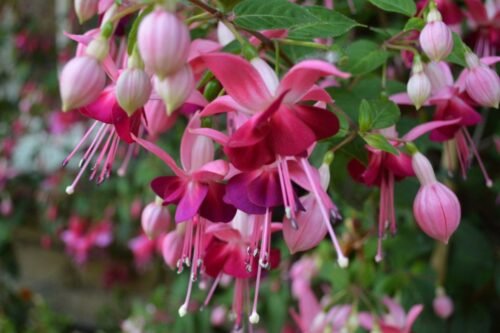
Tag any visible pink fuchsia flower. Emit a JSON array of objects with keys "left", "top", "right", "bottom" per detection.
[
  {"left": 407, "top": 57, "right": 432, "bottom": 110},
  {"left": 135, "top": 114, "right": 235, "bottom": 223},
  {"left": 143, "top": 99, "right": 178, "bottom": 140},
  {"left": 461, "top": 51, "right": 500, "bottom": 108},
  {"left": 200, "top": 53, "right": 349, "bottom": 171},
  {"left": 419, "top": 7, "right": 453, "bottom": 62},
  {"left": 141, "top": 199, "right": 171, "bottom": 239},
  {"left": 74, "top": 0, "right": 98, "bottom": 24},
  {"left": 412, "top": 152, "right": 461, "bottom": 243},
  {"left": 137, "top": 8, "right": 190, "bottom": 78},
  {"left": 463, "top": 0, "right": 500, "bottom": 57},
  {"left": 128, "top": 233, "right": 157, "bottom": 269},
  {"left": 433, "top": 287, "right": 454, "bottom": 319},
  {"left": 201, "top": 210, "right": 281, "bottom": 326},
  {"left": 359, "top": 297, "right": 424, "bottom": 333}
]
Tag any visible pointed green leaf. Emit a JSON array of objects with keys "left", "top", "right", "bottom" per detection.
[
  {"left": 342, "top": 40, "right": 390, "bottom": 75},
  {"left": 368, "top": 0, "right": 417, "bottom": 16},
  {"left": 362, "top": 133, "right": 399, "bottom": 154}
]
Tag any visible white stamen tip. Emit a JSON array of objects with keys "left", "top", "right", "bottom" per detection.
[
  {"left": 65, "top": 186, "right": 75, "bottom": 195},
  {"left": 486, "top": 180, "right": 493, "bottom": 188},
  {"left": 338, "top": 256, "right": 349, "bottom": 268},
  {"left": 285, "top": 207, "right": 292, "bottom": 219},
  {"left": 117, "top": 168, "right": 126, "bottom": 177},
  {"left": 178, "top": 304, "right": 188, "bottom": 317},
  {"left": 249, "top": 312, "right": 260, "bottom": 324},
  {"left": 375, "top": 254, "right": 383, "bottom": 263}
]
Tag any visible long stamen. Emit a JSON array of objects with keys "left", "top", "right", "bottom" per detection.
[
  {"left": 249, "top": 209, "right": 271, "bottom": 324},
  {"left": 202, "top": 273, "right": 222, "bottom": 308},
  {"left": 277, "top": 159, "right": 297, "bottom": 228},
  {"left": 388, "top": 172, "right": 396, "bottom": 235},
  {"left": 281, "top": 157, "right": 299, "bottom": 224},
  {"left": 117, "top": 143, "right": 134, "bottom": 176},
  {"left": 301, "top": 158, "right": 348, "bottom": 268},
  {"left": 65, "top": 124, "right": 108, "bottom": 194},
  {"left": 375, "top": 175, "right": 388, "bottom": 263},
  {"left": 462, "top": 128, "right": 492, "bottom": 187},
  {"left": 89, "top": 127, "right": 114, "bottom": 181},
  {"left": 62, "top": 121, "right": 98, "bottom": 166}
]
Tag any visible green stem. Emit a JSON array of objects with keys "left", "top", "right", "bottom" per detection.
[
  {"left": 108, "top": 3, "right": 148, "bottom": 23},
  {"left": 278, "top": 38, "right": 330, "bottom": 50},
  {"left": 185, "top": 11, "right": 212, "bottom": 25},
  {"left": 384, "top": 42, "right": 419, "bottom": 55},
  {"left": 330, "top": 130, "right": 357, "bottom": 154}
]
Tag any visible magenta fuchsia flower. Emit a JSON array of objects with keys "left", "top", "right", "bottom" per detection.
[
  {"left": 349, "top": 120, "right": 462, "bottom": 261},
  {"left": 419, "top": 8, "right": 453, "bottom": 62},
  {"left": 412, "top": 152, "right": 461, "bottom": 243},
  {"left": 359, "top": 297, "right": 423, "bottom": 333},
  {"left": 463, "top": 0, "right": 500, "bottom": 57},
  {"left": 393, "top": 60, "right": 493, "bottom": 186},
  {"left": 128, "top": 233, "right": 159, "bottom": 269},
  {"left": 60, "top": 216, "right": 113, "bottom": 264},
  {"left": 200, "top": 52, "right": 349, "bottom": 171},
  {"left": 137, "top": 8, "right": 191, "bottom": 78}
]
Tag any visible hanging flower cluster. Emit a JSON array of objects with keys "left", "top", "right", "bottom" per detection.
[{"left": 56, "top": 0, "right": 498, "bottom": 330}]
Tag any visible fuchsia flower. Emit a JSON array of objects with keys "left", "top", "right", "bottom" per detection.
[
  {"left": 200, "top": 52, "right": 349, "bottom": 171},
  {"left": 135, "top": 114, "right": 235, "bottom": 223},
  {"left": 128, "top": 233, "right": 159, "bottom": 269},
  {"left": 61, "top": 216, "right": 113, "bottom": 264},
  {"left": 463, "top": 0, "right": 500, "bottom": 57},
  {"left": 359, "top": 297, "right": 423, "bottom": 333},
  {"left": 412, "top": 152, "right": 461, "bottom": 243},
  {"left": 349, "top": 120, "right": 461, "bottom": 261}
]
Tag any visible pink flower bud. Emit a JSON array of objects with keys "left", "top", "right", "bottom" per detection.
[
  {"left": 144, "top": 100, "right": 177, "bottom": 140},
  {"left": 141, "top": 200, "right": 171, "bottom": 238},
  {"left": 116, "top": 68, "right": 152, "bottom": 116},
  {"left": 59, "top": 56, "right": 106, "bottom": 111},
  {"left": 412, "top": 152, "right": 461, "bottom": 243},
  {"left": 424, "top": 61, "right": 453, "bottom": 92},
  {"left": 407, "top": 60, "right": 431, "bottom": 110},
  {"left": 162, "top": 227, "right": 184, "bottom": 269},
  {"left": 74, "top": 0, "right": 98, "bottom": 24},
  {"left": 464, "top": 52, "right": 500, "bottom": 108},
  {"left": 433, "top": 290, "right": 454, "bottom": 319},
  {"left": 137, "top": 9, "right": 190, "bottom": 78},
  {"left": 153, "top": 65, "right": 194, "bottom": 114},
  {"left": 419, "top": 9, "right": 453, "bottom": 62}
]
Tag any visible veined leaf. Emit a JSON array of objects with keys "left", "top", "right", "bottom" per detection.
[
  {"left": 342, "top": 40, "right": 390, "bottom": 75},
  {"left": 368, "top": 0, "right": 417, "bottom": 16}
]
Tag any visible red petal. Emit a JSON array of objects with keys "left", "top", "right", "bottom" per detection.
[
  {"left": 292, "top": 105, "right": 339, "bottom": 140},
  {"left": 199, "top": 182, "right": 236, "bottom": 223}
]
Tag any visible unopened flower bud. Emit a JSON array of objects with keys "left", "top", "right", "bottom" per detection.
[
  {"left": 85, "top": 36, "right": 109, "bottom": 61},
  {"left": 407, "top": 59, "right": 431, "bottom": 110},
  {"left": 138, "top": 9, "right": 190, "bottom": 78},
  {"left": 59, "top": 56, "right": 106, "bottom": 111},
  {"left": 433, "top": 288, "right": 454, "bottom": 319},
  {"left": 463, "top": 52, "right": 500, "bottom": 108},
  {"left": 74, "top": 0, "right": 98, "bottom": 24},
  {"left": 412, "top": 152, "right": 461, "bottom": 243},
  {"left": 217, "top": 22, "right": 235, "bottom": 47},
  {"left": 154, "top": 65, "right": 194, "bottom": 114},
  {"left": 116, "top": 68, "right": 152, "bottom": 116},
  {"left": 419, "top": 8, "right": 453, "bottom": 61},
  {"left": 162, "top": 228, "right": 184, "bottom": 269},
  {"left": 141, "top": 200, "right": 171, "bottom": 239}
]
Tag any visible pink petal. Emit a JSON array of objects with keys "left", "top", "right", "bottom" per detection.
[
  {"left": 201, "top": 53, "right": 273, "bottom": 110},
  {"left": 283, "top": 195, "right": 327, "bottom": 253},
  {"left": 278, "top": 60, "right": 350, "bottom": 103},
  {"left": 403, "top": 118, "right": 462, "bottom": 141},
  {"left": 247, "top": 169, "right": 283, "bottom": 208},
  {"left": 180, "top": 113, "right": 201, "bottom": 171},
  {"left": 98, "top": 0, "right": 114, "bottom": 13},
  {"left": 390, "top": 92, "right": 415, "bottom": 105},
  {"left": 187, "top": 38, "right": 221, "bottom": 63},
  {"left": 188, "top": 127, "right": 229, "bottom": 146},
  {"left": 428, "top": 86, "right": 455, "bottom": 103},
  {"left": 134, "top": 136, "right": 185, "bottom": 177},
  {"left": 224, "top": 172, "right": 267, "bottom": 214},
  {"left": 385, "top": 152, "right": 415, "bottom": 178},
  {"left": 201, "top": 95, "right": 241, "bottom": 117},
  {"left": 186, "top": 89, "right": 208, "bottom": 107},
  {"left": 383, "top": 297, "right": 406, "bottom": 328},
  {"left": 480, "top": 56, "right": 500, "bottom": 66},
  {"left": 404, "top": 305, "right": 424, "bottom": 333},
  {"left": 192, "top": 159, "right": 229, "bottom": 182},
  {"left": 151, "top": 176, "right": 185, "bottom": 203},
  {"left": 358, "top": 312, "right": 375, "bottom": 330},
  {"left": 199, "top": 182, "right": 236, "bottom": 223},
  {"left": 300, "top": 85, "right": 333, "bottom": 103},
  {"left": 175, "top": 181, "right": 209, "bottom": 222}
]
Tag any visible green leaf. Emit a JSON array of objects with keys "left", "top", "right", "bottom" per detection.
[
  {"left": 366, "top": 97, "right": 401, "bottom": 130},
  {"left": 446, "top": 32, "right": 467, "bottom": 67},
  {"left": 234, "top": 0, "right": 313, "bottom": 30},
  {"left": 288, "top": 6, "right": 361, "bottom": 39},
  {"left": 368, "top": 0, "right": 417, "bottom": 16},
  {"left": 404, "top": 17, "right": 425, "bottom": 31},
  {"left": 362, "top": 133, "right": 399, "bottom": 154},
  {"left": 358, "top": 99, "right": 372, "bottom": 132},
  {"left": 342, "top": 40, "right": 390, "bottom": 75}
]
